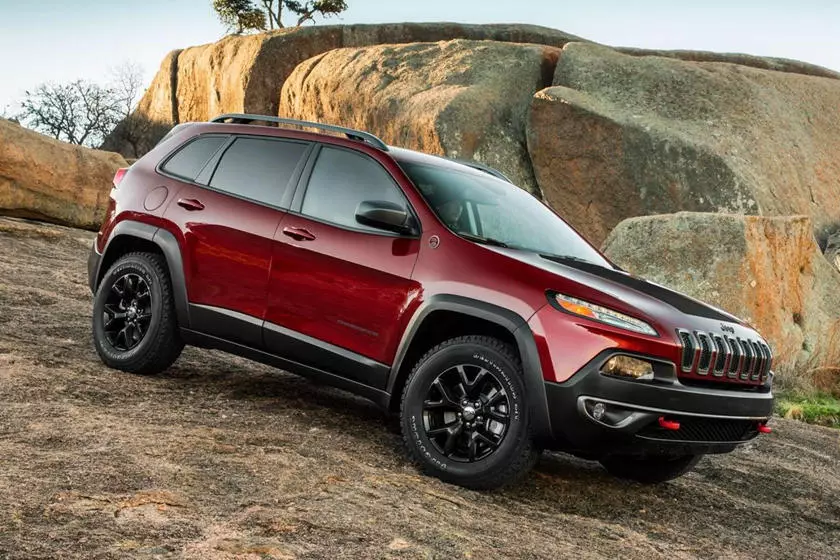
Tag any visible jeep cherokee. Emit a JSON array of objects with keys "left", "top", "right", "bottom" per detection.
[{"left": 88, "top": 114, "right": 774, "bottom": 489}]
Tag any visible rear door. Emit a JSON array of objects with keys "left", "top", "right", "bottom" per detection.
[
  {"left": 265, "top": 144, "right": 422, "bottom": 388},
  {"left": 161, "top": 134, "right": 311, "bottom": 346}
]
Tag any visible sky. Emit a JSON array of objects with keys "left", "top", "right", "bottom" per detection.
[{"left": 1, "top": 0, "right": 838, "bottom": 112}]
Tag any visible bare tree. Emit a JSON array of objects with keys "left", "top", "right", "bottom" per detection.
[
  {"left": 110, "top": 62, "right": 145, "bottom": 119},
  {"left": 16, "top": 62, "right": 148, "bottom": 152},
  {"left": 18, "top": 81, "right": 120, "bottom": 147},
  {"left": 104, "top": 62, "right": 158, "bottom": 157}
]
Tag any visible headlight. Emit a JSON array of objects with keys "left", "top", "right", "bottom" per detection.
[{"left": 551, "top": 293, "right": 658, "bottom": 336}]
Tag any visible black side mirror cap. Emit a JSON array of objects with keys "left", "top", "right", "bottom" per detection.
[{"left": 355, "top": 200, "right": 418, "bottom": 235}]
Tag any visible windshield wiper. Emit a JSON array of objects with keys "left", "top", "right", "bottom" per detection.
[
  {"left": 458, "top": 232, "right": 509, "bottom": 248},
  {"left": 541, "top": 253, "right": 613, "bottom": 270}
]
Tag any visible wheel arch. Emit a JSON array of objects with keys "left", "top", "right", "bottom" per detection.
[
  {"left": 387, "top": 295, "right": 554, "bottom": 443},
  {"left": 93, "top": 220, "right": 190, "bottom": 328}
]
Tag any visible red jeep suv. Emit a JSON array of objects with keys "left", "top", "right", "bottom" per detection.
[{"left": 88, "top": 114, "right": 774, "bottom": 489}]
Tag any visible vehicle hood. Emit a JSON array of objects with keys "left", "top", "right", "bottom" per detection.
[{"left": 491, "top": 247, "right": 743, "bottom": 326}]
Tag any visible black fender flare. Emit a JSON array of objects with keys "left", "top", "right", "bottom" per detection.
[
  {"left": 92, "top": 220, "right": 190, "bottom": 328},
  {"left": 386, "top": 294, "right": 554, "bottom": 444}
]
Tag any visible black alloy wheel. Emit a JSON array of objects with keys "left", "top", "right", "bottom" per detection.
[
  {"left": 92, "top": 252, "right": 183, "bottom": 375},
  {"left": 102, "top": 273, "right": 152, "bottom": 351},
  {"left": 422, "top": 364, "right": 511, "bottom": 462},
  {"left": 400, "top": 335, "right": 538, "bottom": 490}
]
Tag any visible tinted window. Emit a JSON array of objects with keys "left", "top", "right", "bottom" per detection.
[
  {"left": 161, "top": 136, "right": 226, "bottom": 180},
  {"left": 301, "top": 147, "right": 406, "bottom": 232},
  {"left": 209, "top": 137, "right": 308, "bottom": 206}
]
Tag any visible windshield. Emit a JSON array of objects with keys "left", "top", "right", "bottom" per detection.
[{"left": 398, "top": 161, "right": 612, "bottom": 267}]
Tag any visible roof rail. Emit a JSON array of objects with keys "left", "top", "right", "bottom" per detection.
[
  {"left": 210, "top": 113, "right": 389, "bottom": 151},
  {"left": 453, "top": 159, "right": 512, "bottom": 183}
]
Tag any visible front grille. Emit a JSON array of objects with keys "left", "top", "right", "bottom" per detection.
[
  {"left": 638, "top": 417, "right": 759, "bottom": 442},
  {"left": 676, "top": 328, "right": 772, "bottom": 387}
]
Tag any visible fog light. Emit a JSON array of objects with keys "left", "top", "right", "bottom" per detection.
[
  {"left": 602, "top": 355, "right": 654, "bottom": 380},
  {"left": 592, "top": 402, "right": 607, "bottom": 421}
]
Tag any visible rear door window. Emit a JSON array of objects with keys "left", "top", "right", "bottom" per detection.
[
  {"left": 209, "top": 137, "right": 309, "bottom": 207},
  {"left": 160, "top": 136, "right": 227, "bottom": 181}
]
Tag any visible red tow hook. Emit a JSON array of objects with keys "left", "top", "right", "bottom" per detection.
[
  {"left": 758, "top": 422, "right": 772, "bottom": 434},
  {"left": 658, "top": 416, "right": 681, "bottom": 431}
]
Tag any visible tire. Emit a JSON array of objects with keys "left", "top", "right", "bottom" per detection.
[
  {"left": 400, "top": 335, "right": 538, "bottom": 490},
  {"left": 599, "top": 454, "right": 703, "bottom": 484},
  {"left": 92, "top": 251, "right": 184, "bottom": 375}
]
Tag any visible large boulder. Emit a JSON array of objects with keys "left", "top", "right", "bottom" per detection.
[
  {"left": 0, "top": 119, "right": 128, "bottom": 230},
  {"left": 137, "top": 23, "right": 583, "bottom": 127},
  {"left": 280, "top": 40, "right": 560, "bottom": 193},
  {"left": 528, "top": 43, "right": 840, "bottom": 245},
  {"left": 602, "top": 212, "right": 840, "bottom": 375}
]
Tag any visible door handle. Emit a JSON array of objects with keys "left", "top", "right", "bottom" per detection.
[
  {"left": 282, "top": 226, "right": 316, "bottom": 241},
  {"left": 177, "top": 198, "right": 205, "bottom": 211}
]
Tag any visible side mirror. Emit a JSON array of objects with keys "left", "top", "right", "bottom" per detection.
[{"left": 355, "top": 200, "right": 417, "bottom": 235}]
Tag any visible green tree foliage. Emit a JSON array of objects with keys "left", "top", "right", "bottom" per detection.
[
  {"left": 216, "top": 0, "right": 348, "bottom": 32},
  {"left": 212, "top": 0, "right": 267, "bottom": 34}
]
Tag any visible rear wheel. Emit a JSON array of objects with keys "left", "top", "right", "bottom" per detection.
[
  {"left": 92, "top": 252, "right": 183, "bottom": 375},
  {"left": 400, "top": 335, "right": 538, "bottom": 490},
  {"left": 599, "top": 454, "right": 702, "bottom": 483}
]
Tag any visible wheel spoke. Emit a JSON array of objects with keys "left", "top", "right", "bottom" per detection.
[
  {"left": 470, "top": 368, "right": 489, "bottom": 395},
  {"left": 423, "top": 398, "right": 452, "bottom": 410},
  {"left": 487, "top": 409, "right": 509, "bottom": 423},
  {"left": 455, "top": 365, "right": 471, "bottom": 397},
  {"left": 103, "top": 304, "right": 125, "bottom": 318},
  {"left": 427, "top": 421, "right": 460, "bottom": 437},
  {"left": 475, "top": 430, "right": 498, "bottom": 449},
  {"left": 432, "top": 378, "right": 461, "bottom": 408},
  {"left": 117, "top": 326, "right": 128, "bottom": 345},
  {"left": 124, "top": 275, "right": 135, "bottom": 297},
  {"left": 486, "top": 389, "right": 506, "bottom": 407},
  {"left": 443, "top": 424, "right": 463, "bottom": 456},
  {"left": 467, "top": 432, "right": 478, "bottom": 461}
]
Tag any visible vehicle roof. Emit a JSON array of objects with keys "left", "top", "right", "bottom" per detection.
[{"left": 174, "top": 121, "right": 507, "bottom": 184}]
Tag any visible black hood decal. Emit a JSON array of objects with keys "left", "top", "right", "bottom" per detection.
[{"left": 540, "top": 255, "right": 737, "bottom": 323}]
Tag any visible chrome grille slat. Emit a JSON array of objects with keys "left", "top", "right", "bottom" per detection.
[
  {"left": 677, "top": 329, "right": 696, "bottom": 372},
  {"left": 750, "top": 340, "right": 763, "bottom": 381},
  {"left": 726, "top": 335, "right": 742, "bottom": 378},
  {"left": 739, "top": 339, "right": 753, "bottom": 380},
  {"left": 676, "top": 328, "right": 772, "bottom": 387},
  {"left": 696, "top": 332, "right": 713, "bottom": 374},
  {"left": 712, "top": 335, "right": 729, "bottom": 376}
]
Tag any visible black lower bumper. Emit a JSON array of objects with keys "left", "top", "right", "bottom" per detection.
[
  {"left": 543, "top": 353, "right": 774, "bottom": 457},
  {"left": 87, "top": 241, "right": 102, "bottom": 294}
]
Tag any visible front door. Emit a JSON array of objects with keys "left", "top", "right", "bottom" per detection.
[{"left": 265, "top": 145, "right": 422, "bottom": 388}]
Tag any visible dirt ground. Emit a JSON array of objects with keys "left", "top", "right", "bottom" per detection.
[{"left": 0, "top": 216, "right": 838, "bottom": 559}]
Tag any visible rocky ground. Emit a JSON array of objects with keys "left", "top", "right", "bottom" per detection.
[{"left": 0, "top": 216, "right": 839, "bottom": 559}]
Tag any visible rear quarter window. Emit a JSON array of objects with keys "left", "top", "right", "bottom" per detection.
[{"left": 160, "top": 136, "right": 227, "bottom": 181}]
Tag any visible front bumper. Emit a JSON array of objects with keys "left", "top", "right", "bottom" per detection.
[
  {"left": 87, "top": 241, "right": 102, "bottom": 294},
  {"left": 544, "top": 351, "right": 774, "bottom": 456}
]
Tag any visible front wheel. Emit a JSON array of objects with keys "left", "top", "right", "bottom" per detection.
[
  {"left": 599, "top": 454, "right": 703, "bottom": 483},
  {"left": 400, "top": 335, "right": 538, "bottom": 490}
]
